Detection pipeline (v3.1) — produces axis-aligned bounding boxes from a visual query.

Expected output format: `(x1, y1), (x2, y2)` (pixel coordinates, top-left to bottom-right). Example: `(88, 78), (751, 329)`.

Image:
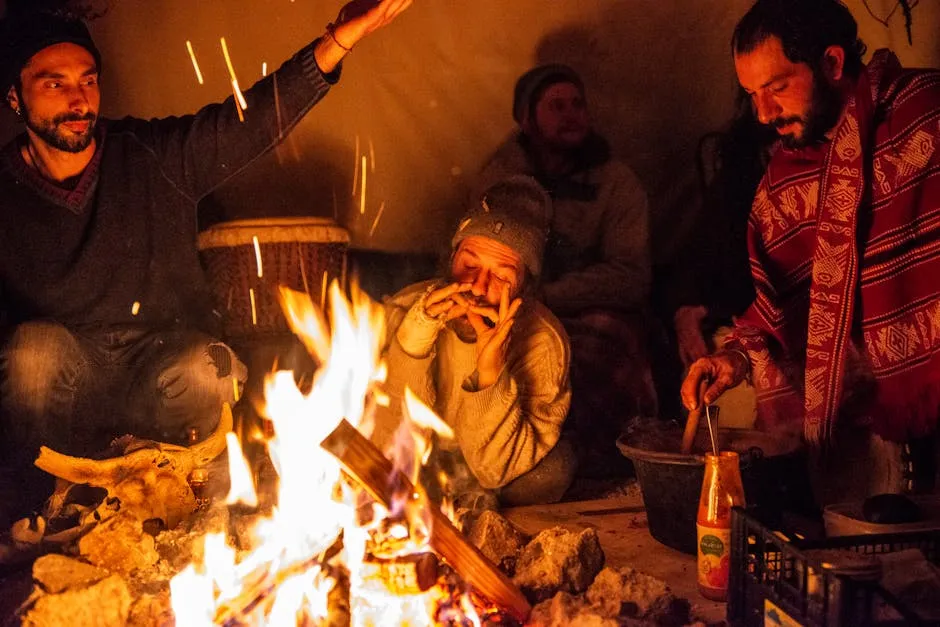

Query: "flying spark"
(220, 37), (249, 114)
(298, 247), (310, 295)
(252, 235), (263, 278)
(320, 271), (328, 311)
(186, 41), (205, 85)
(262, 61), (268, 77)
(369, 138), (376, 173)
(249, 288), (258, 326)
(360, 155), (367, 215)
(131, 301), (141, 316)
(369, 201), (386, 238)
(351, 134), (360, 197)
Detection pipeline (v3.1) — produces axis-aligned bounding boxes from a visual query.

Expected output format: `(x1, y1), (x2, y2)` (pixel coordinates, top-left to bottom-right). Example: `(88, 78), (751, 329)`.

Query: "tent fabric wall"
(1, 0), (938, 262)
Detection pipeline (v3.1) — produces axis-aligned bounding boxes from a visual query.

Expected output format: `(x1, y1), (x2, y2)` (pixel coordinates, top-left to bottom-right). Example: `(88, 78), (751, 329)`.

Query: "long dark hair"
(732, 0), (867, 79)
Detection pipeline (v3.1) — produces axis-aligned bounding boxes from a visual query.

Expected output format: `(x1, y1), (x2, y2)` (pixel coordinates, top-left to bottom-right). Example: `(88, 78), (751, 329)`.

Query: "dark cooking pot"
(617, 417), (816, 554)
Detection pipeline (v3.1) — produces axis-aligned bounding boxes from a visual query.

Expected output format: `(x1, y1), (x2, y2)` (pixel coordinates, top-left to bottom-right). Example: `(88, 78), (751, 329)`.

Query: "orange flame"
(171, 282), (480, 626)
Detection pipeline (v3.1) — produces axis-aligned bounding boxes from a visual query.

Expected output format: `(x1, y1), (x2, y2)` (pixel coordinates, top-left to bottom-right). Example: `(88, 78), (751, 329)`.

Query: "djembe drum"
(199, 217), (351, 450)
(197, 217), (350, 345)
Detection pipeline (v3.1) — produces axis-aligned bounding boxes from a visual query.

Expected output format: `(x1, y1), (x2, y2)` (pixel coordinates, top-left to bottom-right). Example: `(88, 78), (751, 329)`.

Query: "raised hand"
(333, 0), (413, 48)
(466, 283), (523, 389)
(315, 0), (412, 72)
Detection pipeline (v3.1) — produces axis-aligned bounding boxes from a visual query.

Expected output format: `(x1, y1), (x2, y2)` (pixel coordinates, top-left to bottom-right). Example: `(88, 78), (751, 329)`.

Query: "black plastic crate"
(728, 507), (940, 626)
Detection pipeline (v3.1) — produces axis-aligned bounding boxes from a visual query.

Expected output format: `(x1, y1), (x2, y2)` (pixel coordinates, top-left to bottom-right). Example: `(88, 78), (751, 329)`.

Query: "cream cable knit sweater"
(376, 280), (572, 489)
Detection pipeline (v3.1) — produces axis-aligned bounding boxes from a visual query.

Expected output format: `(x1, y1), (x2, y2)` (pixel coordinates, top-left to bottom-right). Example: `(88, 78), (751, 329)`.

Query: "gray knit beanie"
(512, 63), (584, 124)
(452, 176), (552, 278)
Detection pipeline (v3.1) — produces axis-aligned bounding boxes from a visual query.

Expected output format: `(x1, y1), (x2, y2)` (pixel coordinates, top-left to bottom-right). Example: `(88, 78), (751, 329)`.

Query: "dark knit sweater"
(0, 40), (336, 333)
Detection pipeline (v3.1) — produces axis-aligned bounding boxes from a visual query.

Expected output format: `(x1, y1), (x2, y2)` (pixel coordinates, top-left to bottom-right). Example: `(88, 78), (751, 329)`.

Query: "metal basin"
(617, 417), (814, 554)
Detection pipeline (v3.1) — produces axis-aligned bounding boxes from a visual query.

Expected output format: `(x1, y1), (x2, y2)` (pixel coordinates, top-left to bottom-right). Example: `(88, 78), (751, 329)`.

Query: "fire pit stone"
(31, 554), (111, 594)
(467, 510), (530, 575)
(529, 566), (703, 626)
(528, 590), (616, 627)
(77, 513), (160, 575)
(586, 566), (687, 621)
(22, 570), (131, 627)
(513, 526), (605, 602)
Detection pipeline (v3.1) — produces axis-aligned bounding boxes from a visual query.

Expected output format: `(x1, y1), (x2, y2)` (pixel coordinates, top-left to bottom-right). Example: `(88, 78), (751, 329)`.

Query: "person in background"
(475, 64), (655, 475)
(0, 0), (410, 524)
(378, 176), (575, 506)
(682, 0), (940, 504)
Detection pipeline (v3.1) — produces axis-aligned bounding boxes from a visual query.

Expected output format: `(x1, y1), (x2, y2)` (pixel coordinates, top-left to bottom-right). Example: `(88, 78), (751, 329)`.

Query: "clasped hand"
(424, 282), (522, 389)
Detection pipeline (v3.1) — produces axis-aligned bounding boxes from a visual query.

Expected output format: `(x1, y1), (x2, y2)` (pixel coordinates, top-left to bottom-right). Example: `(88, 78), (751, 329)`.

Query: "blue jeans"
(0, 322), (247, 469)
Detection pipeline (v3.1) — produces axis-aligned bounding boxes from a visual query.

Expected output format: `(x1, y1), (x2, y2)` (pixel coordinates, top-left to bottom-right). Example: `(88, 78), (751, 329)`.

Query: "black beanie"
(0, 11), (101, 91)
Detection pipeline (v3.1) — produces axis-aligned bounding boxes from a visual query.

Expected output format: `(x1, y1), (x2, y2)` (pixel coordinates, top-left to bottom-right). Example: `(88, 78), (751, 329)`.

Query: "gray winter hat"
(452, 176), (552, 278)
(512, 63), (584, 124)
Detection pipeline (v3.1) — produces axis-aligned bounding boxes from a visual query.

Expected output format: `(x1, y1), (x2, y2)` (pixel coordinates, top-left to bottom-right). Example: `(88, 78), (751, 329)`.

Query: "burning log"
(320, 419), (533, 623)
(360, 553), (440, 594)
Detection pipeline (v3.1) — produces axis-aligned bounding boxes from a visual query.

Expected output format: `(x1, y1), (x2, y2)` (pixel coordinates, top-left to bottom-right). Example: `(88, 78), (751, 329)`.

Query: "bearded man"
(682, 0), (940, 503)
(475, 65), (655, 474)
(0, 1), (410, 524)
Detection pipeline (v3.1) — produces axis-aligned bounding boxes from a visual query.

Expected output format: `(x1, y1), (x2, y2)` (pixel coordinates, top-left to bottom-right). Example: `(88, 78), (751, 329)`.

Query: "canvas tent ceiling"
(1, 0), (937, 261)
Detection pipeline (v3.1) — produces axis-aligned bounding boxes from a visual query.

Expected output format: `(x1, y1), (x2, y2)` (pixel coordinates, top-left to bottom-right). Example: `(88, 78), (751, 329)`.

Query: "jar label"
(697, 524), (731, 590)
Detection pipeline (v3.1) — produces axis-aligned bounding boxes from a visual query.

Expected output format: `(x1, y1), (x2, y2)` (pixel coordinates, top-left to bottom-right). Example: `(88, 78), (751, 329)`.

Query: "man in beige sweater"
(378, 176), (574, 506)
(475, 65), (656, 475)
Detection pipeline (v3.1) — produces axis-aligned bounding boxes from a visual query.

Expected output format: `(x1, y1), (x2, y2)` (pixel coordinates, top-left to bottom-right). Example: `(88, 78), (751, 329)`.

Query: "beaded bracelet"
(326, 23), (352, 52)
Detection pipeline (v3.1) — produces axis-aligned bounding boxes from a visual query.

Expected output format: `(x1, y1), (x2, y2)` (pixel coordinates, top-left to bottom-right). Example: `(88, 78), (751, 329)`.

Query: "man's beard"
(772, 71), (844, 150)
(23, 106), (98, 153)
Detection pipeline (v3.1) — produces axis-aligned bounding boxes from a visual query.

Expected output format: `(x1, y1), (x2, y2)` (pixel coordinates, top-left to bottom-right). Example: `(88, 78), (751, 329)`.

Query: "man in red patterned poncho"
(682, 0), (940, 502)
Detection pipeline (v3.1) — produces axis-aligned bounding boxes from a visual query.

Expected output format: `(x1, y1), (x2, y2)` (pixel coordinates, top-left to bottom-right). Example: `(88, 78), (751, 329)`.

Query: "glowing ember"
(253, 235), (264, 278)
(360, 156), (368, 215)
(369, 201), (386, 239)
(249, 288), (258, 326)
(352, 135), (361, 197)
(171, 283), (486, 625)
(186, 40), (205, 85)
(220, 36), (248, 122)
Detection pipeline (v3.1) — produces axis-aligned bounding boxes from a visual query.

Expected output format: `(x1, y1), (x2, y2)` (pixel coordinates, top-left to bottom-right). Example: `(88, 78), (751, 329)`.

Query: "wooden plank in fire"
(320, 419), (532, 623)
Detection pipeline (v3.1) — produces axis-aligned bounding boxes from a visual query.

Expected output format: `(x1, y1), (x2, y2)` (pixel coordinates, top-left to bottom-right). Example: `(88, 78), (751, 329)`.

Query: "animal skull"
(8, 403), (233, 551)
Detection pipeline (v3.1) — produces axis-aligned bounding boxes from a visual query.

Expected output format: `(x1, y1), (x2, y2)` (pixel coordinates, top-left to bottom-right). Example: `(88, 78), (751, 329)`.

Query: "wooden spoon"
(680, 378), (708, 454)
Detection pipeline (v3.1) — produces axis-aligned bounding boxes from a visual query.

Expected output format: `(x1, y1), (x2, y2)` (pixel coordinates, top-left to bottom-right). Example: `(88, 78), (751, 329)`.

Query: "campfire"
(168, 282), (526, 625)
(6, 282), (703, 627)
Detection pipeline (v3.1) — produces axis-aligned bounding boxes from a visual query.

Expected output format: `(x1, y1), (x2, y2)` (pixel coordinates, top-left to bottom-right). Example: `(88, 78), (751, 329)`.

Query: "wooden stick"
(321, 420), (532, 623)
(681, 379), (709, 454)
